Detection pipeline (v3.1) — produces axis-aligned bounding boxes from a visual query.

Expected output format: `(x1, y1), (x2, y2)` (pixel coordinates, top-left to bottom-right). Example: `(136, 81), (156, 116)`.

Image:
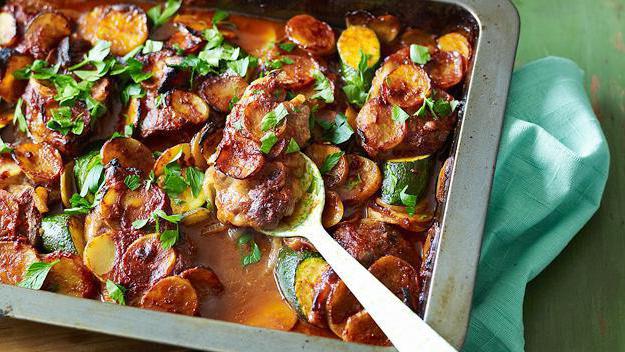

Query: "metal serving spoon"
(261, 153), (456, 352)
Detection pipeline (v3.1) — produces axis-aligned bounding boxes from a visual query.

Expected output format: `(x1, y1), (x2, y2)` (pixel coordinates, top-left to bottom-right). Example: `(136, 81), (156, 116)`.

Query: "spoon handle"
(307, 225), (456, 352)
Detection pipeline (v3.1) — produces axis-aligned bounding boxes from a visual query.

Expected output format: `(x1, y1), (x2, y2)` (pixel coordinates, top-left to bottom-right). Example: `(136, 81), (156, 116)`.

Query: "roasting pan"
(0, 0), (519, 350)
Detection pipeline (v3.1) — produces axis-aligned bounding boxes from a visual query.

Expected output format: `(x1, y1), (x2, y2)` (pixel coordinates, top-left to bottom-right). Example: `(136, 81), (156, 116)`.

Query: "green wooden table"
(514, 0), (625, 351)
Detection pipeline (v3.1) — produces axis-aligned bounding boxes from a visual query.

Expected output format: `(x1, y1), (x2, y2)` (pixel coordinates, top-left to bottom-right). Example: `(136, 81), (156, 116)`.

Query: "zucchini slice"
(380, 155), (432, 205)
(337, 26), (380, 69)
(275, 247), (330, 321)
(140, 276), (199, 316)
(41, 214), (86, 256)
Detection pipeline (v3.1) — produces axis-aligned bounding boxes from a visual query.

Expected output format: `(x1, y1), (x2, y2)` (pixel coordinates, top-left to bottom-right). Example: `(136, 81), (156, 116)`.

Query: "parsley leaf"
(142, 40), (164, 54)
(80, 163), (104, 197)
(399, 185), (417, 216)
(212, 9), (230, 24)
(260, 103), (288, 131)
(391, 105), (410, 123)
(0, 137), (13, 154)
(226, 56), (251, 77)
(64, 193), (93, 215)
(120, 83), (145, 105)
(46, 107), (85, 136)
(147, 0), (182, 28)
(185, 167), (204, 197)
(152, 209), (184, 224)
(159, 229), (179, 250)
(268, 56), (294, 69)
(279, 42), (296, 52)
(237, 233), (262, 266)
(260, 132), (278, 154)
(124, 174), (141, 191)
(285, 138), (300, 153)
(69, 40), (112, 71)
(320, 113), (354, 144)
(415, 97), (458, 119)
(409, 44), (431, 65)
(17, 260), (59, 290)
(162, 162), (189, 197)
(320, 151), (344, 174)
(341, 51), (372, 107)
(131, 218), (150, 230)
(13, 98), (28, 133)
(311, 70), (334, 103)
(106, 280), (126, 305)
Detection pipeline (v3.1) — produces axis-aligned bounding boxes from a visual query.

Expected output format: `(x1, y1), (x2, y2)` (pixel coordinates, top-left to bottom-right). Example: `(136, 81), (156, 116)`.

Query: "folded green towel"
(462, 57), (610, 352)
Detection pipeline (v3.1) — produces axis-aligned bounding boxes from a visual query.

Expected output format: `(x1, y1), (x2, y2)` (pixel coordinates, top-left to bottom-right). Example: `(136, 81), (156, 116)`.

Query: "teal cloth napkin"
(462, 57), (610, 351)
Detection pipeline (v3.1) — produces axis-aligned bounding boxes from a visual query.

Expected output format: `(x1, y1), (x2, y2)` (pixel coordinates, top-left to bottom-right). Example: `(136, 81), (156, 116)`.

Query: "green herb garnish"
(106, 280), (126, 305)
(237, 233), (262, 266)
(17, 260), (59, 290)
(285, 138), (300, 153)
(147, 0), (182, 28)
(391, 105), (410, 123)
(399, 185), (417, 216)
(311, 70), (334, 103)
(409, 44), (431, 65)
(320, 151), (344, 175)
(124, 174), (141, 191)
(260, 103), (288, 132)
(260, 132), (278, 154)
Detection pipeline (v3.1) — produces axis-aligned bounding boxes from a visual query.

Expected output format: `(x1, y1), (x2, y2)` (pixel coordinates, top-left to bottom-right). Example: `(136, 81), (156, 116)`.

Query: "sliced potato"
(60, 161), (76, 208)
(79, 5), (148, 56)
(367, 197), (433, 232)
(198, 74), (248, 112)
(275, 55), (318, 90)
(304, 143), (348, 189)
(437, 32), (472, 62)
(214, 134), (265, 179)
(240, 97), (287, 142)
(335, 154), (382, 204)
(153, 143), (193, 177)
(83, 232), (116, 280)
(0, 12), (17, 47)
(24, 12), (71, 59)
(342, 310), (389, 346)
(326, 279), (362, 337)
(0, 241), (39, 285)
(425, 51), (465, 89)
(337, 26), (380, 69)
(179, 266), (224, 297)
(367, 255), (420, 310)
(171, 89), (210, 124)
(0, 190), (19, 239)
(122, 96), (142, 129)
(0, 154), (23, 186)
(436, 157), (453, 203)
(44, 255), (98, 298)
(190, 123), (223, 168)
(285, 15), (335, 56)
(322, 191), (344, 228)
(368, 15), (400, 44)
(140, 50), (187, 93)
(100, 177), (169, 229)
(101, 137), (154, 175)
(382, 64), (431, 108)
(140, 276), (199, 316)
(356, 98), (407, 157)
(13, 142), (63, 186)
(400, 28), (437, 53)
(0, 51), (33, 103)
(170, 183), (207, 214)
(33, 186), (49, 214)
(166, 24), (204, 54)
(140, 90), (209, 139)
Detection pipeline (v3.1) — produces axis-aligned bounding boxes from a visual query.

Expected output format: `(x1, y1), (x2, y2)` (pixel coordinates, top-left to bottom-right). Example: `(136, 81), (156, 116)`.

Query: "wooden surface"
(1, 0), (623, 351)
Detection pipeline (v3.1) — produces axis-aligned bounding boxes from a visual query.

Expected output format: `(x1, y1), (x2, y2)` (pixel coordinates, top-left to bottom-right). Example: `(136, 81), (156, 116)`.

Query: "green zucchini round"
(380, 155), (432, 205)
(41, 214), (85, 255)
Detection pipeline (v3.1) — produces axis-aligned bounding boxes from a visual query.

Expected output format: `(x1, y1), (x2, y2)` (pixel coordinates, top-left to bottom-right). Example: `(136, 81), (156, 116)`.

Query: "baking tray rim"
(0, 0), (520, 351)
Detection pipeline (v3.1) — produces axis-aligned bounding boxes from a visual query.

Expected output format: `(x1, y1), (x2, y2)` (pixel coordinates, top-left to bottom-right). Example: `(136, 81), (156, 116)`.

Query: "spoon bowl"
(260, 153), (456, 352)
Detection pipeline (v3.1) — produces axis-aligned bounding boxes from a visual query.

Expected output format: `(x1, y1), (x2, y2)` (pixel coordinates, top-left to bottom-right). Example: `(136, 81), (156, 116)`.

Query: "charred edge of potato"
(101, 137), (155, 176)
(13, 142), (63, 186)
(274, 55), (319, 90)
(166, 24), (205, 54)
(0, 241), (39, 285)
(285, 15), (336, 56)
(425, 51), (465, 90)
(341, 310), (390, 346)
(0, 50), (33, 103)
(24, 12), (71, 59)
(381, 64), (431, 109)
(335, 154), (382, 204)
(436, 157), (453, 204)
(214, 134), (265, 180)
(368, 255), (420, 310)
(326, 279), (362, 337)
(305, 143), (349, 189)
(140, 276), (199, 316)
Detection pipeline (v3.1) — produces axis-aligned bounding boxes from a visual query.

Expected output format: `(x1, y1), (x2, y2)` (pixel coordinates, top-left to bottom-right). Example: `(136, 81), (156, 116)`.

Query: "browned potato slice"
(171, 89), (210, 123)
(285, 15), (335, 56)
(367, 197), (433, 233)
(214, 134), (265, 179)
(179, 266), (224, 297)
(140, 276), (198, 316)
(306, 267), (338, 327)
(198, 74), (248, 113)
(140, 90), (209, 139)
(120, 233), (177, 300)
(437, 32), (472, 62)
(83, 232), (116, 280)
(190, 123), (223, 168)
(326, 279), (362, 337)
(23, 12), (71, 59)
(0, 190), (19, 239)
(356, 98), (407, 157)
(140, 50), (188, 93)
(44, 255), (98, 298)
(382, 64), (431, 108)
(425, 51), (465, 89)
(322, 191), (344, 228)
(369, 15), (400, 44)
(367, 255), (420, 310)
(344, 10), (375, 27)
(153, 143), (193, 177)
(79, 5), (148, 56)
(335, 154), (382, 204)
(13, 142), (63, 186)
(400, 28), (437, 53)
(0, 154), (23, 187)
(122, 97), (142, 130)
(166, 24), (204, 54)
(0, 51), (33, 103)
(275, 55), (318, 90)
(240, 97), (287, 143)
(0, 13), (17, 47)
(304, 143), (348, 189)
(101, 137), (154, 175)
(342, 310), (389, 345)
(0, 241), (39, 284)
(436, 156), (453, 203)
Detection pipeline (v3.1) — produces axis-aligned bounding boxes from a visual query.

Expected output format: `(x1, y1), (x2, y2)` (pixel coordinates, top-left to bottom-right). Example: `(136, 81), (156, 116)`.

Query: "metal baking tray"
(0, 0), (519, 350)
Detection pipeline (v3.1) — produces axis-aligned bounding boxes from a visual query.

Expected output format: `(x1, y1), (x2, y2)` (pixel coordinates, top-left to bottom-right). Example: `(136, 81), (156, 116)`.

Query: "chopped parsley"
(142, 40), (164, 54)
(63, 193), (94, 215)
(341, 51), (373, 107)
(0, 138), (12, 154)
(399, 185), (417, 216)
(409, 44), (431, 65)
(318, 113), (354, 144)
(47, 107), (85, 136)
(260, 103), (288, 131)
(278, 42), (297, 52)
(124, 174), (141, 191)
(285, 138), (300, 153)
(268, 56), (294, 69)
(185, 167), (204, 197)
(320, 151), (344, 175)
(212, 9), (230, 25)
(106, 280), (126, 305)
(13, 98), (28, 133)
(17, 260), (59, 290)
(147, 0), (182, 28)
(391, 105), (410, 123)
(415, 97), (458, 119)
(237, 233), (262, 266)
(311, 70), (334, 103)
(260, 132), (278, 154)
